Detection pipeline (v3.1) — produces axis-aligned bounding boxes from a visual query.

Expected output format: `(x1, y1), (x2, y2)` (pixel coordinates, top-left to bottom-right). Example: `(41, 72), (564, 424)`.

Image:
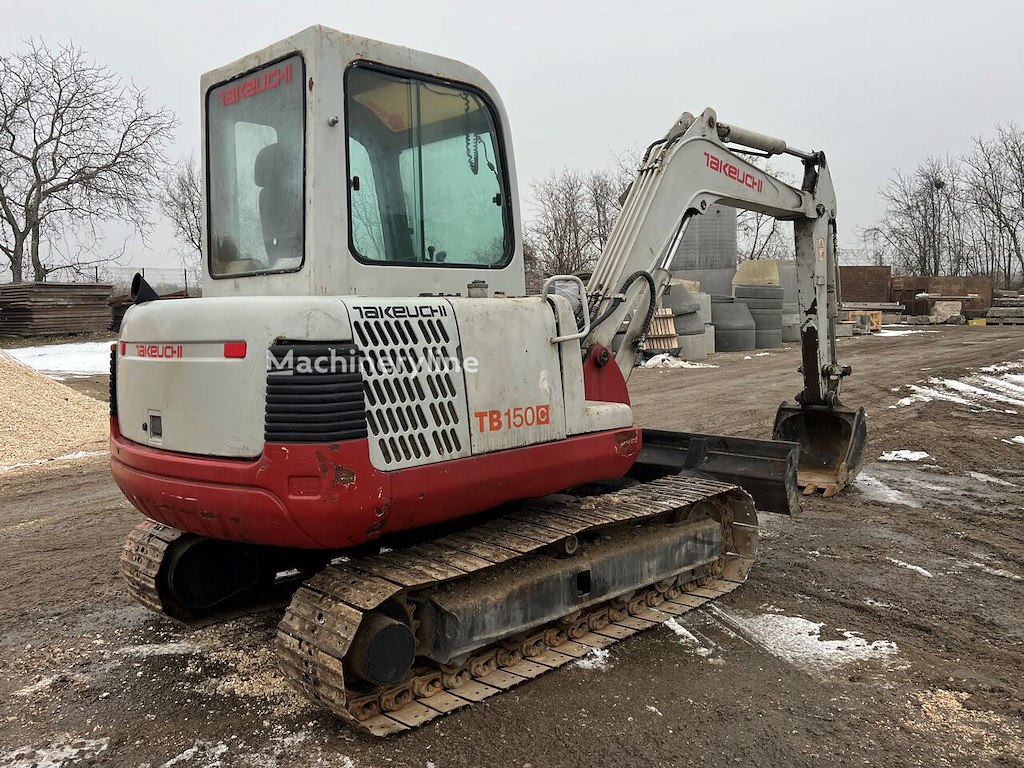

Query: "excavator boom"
(577, 108), (866, 495)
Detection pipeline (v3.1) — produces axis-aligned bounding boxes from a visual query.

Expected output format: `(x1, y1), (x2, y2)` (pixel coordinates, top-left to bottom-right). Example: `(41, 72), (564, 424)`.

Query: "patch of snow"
(118, 642), (201, 658)
(755, 352), (771, 357)
(574, 647), (611, 670)
(889, 361), (1024, 411)
(1002, 436), (1024, 445)
(642, 353), (717, 369)
(663, 617), (700, 644)
(878, 450), (931, 462)
(939, 378), (1024, 408)
(160, 742), (229, 768)
(856, 473), (920, 508)
(981, 361), (1024, 373)
(662, 617), (715, 657)
(967, 471), (1016, 487)
(743, 355), (752, 360)
(969, 561), (1022, 581)
(645, 705), (663, 716)
(863, 597), (893, 609)
(0, 450), (107, 473)
(1, 738), (109, 768)
(877, 329), (936, 337)
(13, 675), (60, 697)
(709, 607), (898, 674)
(887, 557), (934, 578)
(7, 341), (114, 377)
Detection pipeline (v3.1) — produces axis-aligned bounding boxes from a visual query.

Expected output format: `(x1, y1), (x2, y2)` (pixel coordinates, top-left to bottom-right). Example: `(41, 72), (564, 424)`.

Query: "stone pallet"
(987, 304), (1024, 325)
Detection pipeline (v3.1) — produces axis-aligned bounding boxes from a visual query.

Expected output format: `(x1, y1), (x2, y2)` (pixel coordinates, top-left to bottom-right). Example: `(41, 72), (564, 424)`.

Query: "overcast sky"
(3, 0), (1023, 272)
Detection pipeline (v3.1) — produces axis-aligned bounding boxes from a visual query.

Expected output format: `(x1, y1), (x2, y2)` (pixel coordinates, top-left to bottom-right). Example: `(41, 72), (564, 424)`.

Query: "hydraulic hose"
(590, 270), (658, 338)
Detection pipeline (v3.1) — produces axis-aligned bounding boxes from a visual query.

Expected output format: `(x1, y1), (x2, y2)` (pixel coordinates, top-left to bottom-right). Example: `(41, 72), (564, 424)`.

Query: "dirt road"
(1, 326), (1022, 767)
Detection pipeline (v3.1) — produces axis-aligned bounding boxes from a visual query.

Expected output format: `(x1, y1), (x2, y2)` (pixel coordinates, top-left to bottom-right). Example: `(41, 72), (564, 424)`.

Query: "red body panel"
(582, 346), (631, 405)
(110, 418), (641, 550)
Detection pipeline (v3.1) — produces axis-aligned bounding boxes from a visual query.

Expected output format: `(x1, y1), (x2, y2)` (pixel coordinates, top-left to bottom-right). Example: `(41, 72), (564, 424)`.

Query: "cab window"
(206, 55), (305, 277)
(345, 65), (511, 267)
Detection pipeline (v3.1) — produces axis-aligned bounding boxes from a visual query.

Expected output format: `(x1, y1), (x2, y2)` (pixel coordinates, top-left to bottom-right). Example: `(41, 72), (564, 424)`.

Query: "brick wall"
(891, 275), (992, 313)
(840, 266), (891, 303)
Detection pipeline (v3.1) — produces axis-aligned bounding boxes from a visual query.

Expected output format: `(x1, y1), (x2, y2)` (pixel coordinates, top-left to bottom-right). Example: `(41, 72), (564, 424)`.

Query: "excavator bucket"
(772, 401), (867, 497)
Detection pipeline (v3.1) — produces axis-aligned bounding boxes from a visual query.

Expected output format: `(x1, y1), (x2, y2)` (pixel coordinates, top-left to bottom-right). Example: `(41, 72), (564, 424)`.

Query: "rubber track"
(276, 475), (757, 735)
(120, 520), (184, 617)
(120, 519), (293, 627)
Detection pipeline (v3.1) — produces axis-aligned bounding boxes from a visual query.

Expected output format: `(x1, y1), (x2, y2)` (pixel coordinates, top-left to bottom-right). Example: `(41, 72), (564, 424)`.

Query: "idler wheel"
(348, 613), (416, 687)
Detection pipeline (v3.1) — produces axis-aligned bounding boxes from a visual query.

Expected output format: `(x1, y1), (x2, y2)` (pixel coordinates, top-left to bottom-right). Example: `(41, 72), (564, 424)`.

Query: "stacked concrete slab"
(711, 295), (755, 351)
(987, 294), (1024, 325)
(732, 260), (783, 349)
(777, 260), (801, 342)
(663, 280), (714, 360)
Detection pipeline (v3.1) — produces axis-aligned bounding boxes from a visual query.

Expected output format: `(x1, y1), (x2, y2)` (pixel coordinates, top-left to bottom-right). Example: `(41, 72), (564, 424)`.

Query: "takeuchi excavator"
(111, 25), (867, 734)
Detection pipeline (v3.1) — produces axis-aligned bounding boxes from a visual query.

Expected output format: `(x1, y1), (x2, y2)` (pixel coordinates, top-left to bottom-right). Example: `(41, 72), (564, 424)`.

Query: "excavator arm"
(575, 108), (866, 496)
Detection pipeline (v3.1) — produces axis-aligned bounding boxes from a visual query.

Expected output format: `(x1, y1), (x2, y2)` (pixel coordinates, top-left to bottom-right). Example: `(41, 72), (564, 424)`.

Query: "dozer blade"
(772, 401), (867, 497)
(629, 428), (802, 516)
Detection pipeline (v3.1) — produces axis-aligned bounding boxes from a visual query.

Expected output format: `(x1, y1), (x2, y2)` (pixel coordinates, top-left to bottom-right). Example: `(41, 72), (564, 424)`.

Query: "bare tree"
(160, 157), (203, 287)
(737, 159), (795, 261)
(963, 127), (1024, 284)
(875, 157), (963, 277)
(526, 168), (596, 276)
(869, 123), (1024, 287)
(526, 151), (639, 277)
(0, 40), (177, 282)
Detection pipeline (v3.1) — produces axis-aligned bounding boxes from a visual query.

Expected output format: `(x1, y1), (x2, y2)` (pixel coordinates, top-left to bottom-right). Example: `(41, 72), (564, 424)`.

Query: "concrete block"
(695, 292), (712, 324)
(733, 259), (780, 286)
(671, 268), (737, 297)
(678, 325), (713, 361)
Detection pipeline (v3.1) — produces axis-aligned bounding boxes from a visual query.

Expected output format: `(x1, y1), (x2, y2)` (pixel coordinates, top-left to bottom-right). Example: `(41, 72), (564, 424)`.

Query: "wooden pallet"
(844, 310), (882, 332)
(643, 309), (679, 349)
(0, 282), (113, 335)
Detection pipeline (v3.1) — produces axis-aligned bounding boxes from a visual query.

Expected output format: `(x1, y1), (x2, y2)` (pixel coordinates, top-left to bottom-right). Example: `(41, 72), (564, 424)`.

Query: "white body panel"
(119, 297), (351, 457)
(117, 294), (617, 465)
(455, 298), (567, 453)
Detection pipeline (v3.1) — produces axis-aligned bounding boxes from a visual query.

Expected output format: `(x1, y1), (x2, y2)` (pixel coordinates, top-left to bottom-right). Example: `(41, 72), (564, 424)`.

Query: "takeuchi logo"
(704, 151), (764, 193)
(220, 63), (292, 107)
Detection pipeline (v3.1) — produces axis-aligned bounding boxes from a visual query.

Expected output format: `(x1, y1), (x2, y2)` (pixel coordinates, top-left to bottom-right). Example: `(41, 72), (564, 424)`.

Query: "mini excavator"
(111, 26), (866, 734)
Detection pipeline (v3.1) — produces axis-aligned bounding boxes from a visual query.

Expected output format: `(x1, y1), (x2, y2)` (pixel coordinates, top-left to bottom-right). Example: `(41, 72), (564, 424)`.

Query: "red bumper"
(110, 418), (641, 550)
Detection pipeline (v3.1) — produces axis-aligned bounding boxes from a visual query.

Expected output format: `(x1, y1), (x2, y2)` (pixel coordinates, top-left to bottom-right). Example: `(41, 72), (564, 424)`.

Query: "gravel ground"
(0, 352), (108, 469)
(0, 326), (1022, 768)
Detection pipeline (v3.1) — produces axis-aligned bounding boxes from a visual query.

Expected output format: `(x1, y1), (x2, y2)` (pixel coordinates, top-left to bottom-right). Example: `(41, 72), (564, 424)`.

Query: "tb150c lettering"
(474, 405), (551, 432)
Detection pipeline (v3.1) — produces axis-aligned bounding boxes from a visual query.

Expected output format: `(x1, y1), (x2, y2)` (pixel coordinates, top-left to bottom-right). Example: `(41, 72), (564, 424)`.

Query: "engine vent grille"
(348, 300), (472, 470)
(265, 342), (367, 443)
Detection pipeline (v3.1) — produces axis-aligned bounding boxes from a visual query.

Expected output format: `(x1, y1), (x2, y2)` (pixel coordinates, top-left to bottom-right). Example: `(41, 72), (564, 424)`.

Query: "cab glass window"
(345, 65), (511, 267)
(206, 55), (305, 277)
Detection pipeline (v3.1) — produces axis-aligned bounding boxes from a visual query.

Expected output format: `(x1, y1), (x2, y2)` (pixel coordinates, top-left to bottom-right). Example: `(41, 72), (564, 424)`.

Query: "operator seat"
(254, 142), (302, 265)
